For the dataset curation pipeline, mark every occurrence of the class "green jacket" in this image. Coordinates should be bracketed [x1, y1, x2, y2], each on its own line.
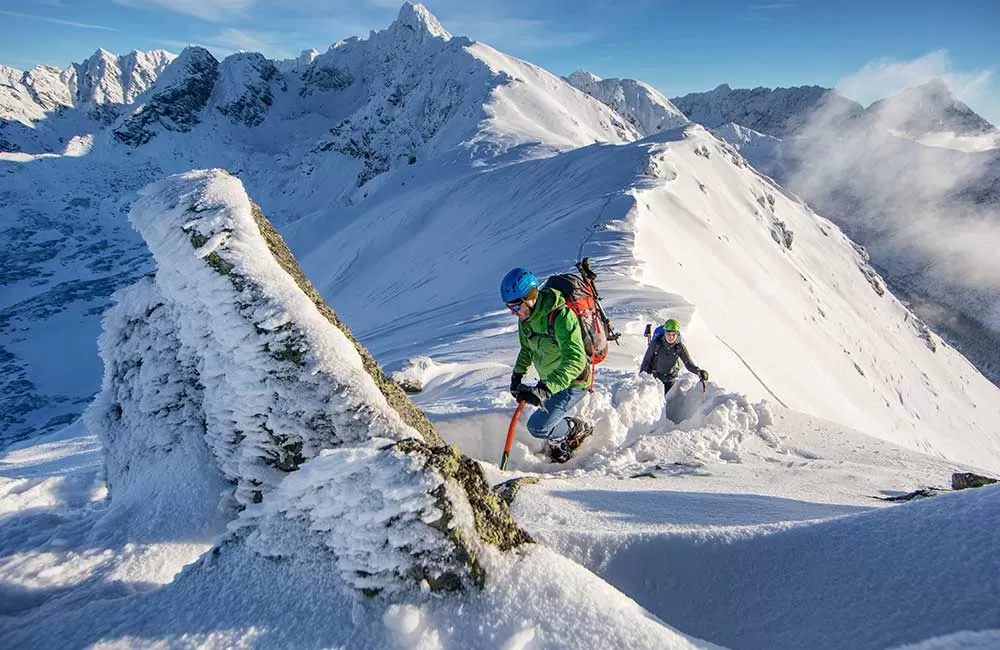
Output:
[513, 287, 589, 393]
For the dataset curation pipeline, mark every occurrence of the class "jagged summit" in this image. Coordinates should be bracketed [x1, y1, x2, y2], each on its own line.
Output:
[671, 84, 866, 138]
[567, 69, 601, 87]
[391, 2, 451, 41]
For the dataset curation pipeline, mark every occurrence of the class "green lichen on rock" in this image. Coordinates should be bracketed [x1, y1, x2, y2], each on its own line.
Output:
[248, 202, 446, 447]
[394, 439, 533, 591]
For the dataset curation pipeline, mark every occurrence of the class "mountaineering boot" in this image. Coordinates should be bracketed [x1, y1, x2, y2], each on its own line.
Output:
[546, 437, 573, 464]
[564, 417, 594, 449]
[547, 417, 594, 463]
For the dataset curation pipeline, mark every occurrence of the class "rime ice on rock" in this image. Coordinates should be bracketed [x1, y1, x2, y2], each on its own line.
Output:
[91, 169, 530, 595]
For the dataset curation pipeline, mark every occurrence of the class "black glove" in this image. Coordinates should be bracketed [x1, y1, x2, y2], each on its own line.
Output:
[698, 369, 709, 382]
[509, 372, 524, 398]
[515, 382, 551, 407]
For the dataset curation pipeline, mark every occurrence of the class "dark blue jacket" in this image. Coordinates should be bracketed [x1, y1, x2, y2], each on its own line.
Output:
[640, 328, 702, 380]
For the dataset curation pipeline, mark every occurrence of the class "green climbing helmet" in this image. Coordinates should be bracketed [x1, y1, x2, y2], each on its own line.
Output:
[663, 319, 681, 332]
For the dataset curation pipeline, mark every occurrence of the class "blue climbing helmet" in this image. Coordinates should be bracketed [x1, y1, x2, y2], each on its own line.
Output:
[500, 267, 539, 303]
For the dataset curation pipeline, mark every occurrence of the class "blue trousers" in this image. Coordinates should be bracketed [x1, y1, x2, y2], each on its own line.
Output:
[526, 386, 588, 440]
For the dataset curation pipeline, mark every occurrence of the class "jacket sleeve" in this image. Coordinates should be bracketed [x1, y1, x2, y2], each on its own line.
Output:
[543, 307, 588, 393]
[678, 342, 702, 374]
[513, 324, 532, 376]
[640, 339, 657, 373]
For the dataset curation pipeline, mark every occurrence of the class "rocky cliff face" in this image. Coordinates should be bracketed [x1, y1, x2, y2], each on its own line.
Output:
[113, 47, 220, 146]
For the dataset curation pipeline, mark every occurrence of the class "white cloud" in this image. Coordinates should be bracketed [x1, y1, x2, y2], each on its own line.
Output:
[113, 0, 256, 23]
[0, 9, 118, 30]
[836, 50, 994, 110]
[787, 53, 1000, 307]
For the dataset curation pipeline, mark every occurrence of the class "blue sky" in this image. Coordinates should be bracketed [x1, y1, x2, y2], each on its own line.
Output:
[1, 0, 998, 123]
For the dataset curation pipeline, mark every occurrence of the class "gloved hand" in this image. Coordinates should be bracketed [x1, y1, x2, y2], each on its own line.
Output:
[515, 381, 551, 407]
[509, 372, 524, 398]
[698, 369, 709, 382]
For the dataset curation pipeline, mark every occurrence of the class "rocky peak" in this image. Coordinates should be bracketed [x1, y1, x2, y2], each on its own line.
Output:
[113, 46, 219, 146]
[388, 2, 451, 42]
[215, 52, 284, 127]
[72, 48, 125, 106]
[0, 64, 23, 86]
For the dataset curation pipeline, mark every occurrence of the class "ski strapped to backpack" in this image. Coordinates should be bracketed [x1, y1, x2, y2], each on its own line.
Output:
[540, 258, 621, 391]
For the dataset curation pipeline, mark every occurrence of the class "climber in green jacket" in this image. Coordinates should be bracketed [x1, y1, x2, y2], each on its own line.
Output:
[501, 267, 594, 463]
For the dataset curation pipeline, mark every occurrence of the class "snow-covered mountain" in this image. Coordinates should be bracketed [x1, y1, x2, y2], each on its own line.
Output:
[564, 69, 690, 136]
[0, 2, 640, 446]
[0, 48, 174, 152]
[670, 81, 1000, 386]
[2, 4, 1000, 647]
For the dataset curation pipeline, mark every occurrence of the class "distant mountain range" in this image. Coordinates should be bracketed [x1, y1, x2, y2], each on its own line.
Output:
[659, 79, 1000, 385]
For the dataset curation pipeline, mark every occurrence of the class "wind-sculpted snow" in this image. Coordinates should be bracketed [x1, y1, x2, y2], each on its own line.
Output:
[239, 438, 489, 595]
[96, 169, 529, 594]
[85, 278, 231, 534]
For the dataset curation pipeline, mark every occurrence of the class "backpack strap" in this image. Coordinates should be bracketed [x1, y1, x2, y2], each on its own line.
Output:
[548, 307, 592, 385]
[546, 310, 558, 341]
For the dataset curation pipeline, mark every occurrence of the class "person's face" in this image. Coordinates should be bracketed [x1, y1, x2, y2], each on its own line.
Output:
[506, 296, 535, 322]
[665, 330, 679, 343]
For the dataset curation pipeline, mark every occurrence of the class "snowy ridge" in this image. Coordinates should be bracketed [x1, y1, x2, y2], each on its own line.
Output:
[292, 122, 1000, 471]
[674, 82, 1000, 385]
[565, 69, 690, 136]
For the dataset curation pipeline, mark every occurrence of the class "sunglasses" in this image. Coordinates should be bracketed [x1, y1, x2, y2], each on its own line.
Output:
[506, 299, 525, 313]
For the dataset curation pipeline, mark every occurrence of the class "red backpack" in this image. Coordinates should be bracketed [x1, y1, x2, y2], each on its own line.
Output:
[543, 274, 609, 364]
[541, 259, 620, 372]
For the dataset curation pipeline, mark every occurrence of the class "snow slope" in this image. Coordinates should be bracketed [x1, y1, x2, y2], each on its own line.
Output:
[0, 2, 639, 446]
[671, 82, 1000, 386]
[1, 4, 999, 648]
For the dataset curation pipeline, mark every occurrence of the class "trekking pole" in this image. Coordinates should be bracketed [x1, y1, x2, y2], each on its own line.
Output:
[643, 323, 652, 344]
[701, 378, 707, 393]
[500, 401, 526, 470]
